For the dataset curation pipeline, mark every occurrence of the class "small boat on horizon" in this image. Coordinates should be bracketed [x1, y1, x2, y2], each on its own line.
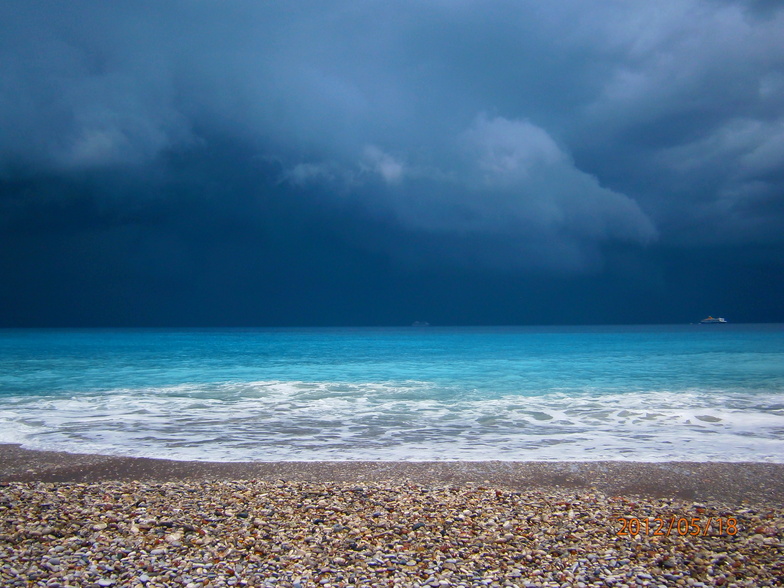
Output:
[699, 316, 727, 324]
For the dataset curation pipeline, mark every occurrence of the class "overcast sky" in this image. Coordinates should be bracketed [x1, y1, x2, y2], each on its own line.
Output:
[1, 0, 783, 326]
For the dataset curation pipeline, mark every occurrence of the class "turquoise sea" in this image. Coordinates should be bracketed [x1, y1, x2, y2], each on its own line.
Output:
[1, 325, 783, 462]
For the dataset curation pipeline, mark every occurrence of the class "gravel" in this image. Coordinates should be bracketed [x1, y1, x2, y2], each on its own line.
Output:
[1, 479, 782, 587]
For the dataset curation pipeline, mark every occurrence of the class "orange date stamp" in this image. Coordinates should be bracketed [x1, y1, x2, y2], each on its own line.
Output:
[616, 516, 738, 537]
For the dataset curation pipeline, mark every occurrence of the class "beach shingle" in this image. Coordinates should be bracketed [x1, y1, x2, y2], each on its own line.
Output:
[1, 480, 782, 587]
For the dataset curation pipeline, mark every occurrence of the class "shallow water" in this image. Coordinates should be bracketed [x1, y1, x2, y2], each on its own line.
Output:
[1, 325, 782, 461]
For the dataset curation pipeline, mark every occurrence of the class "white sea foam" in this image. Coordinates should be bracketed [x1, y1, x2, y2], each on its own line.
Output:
[1, 380, 783, 462]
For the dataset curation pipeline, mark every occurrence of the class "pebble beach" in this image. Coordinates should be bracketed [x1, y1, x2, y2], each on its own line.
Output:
[1, 447, 783, 587]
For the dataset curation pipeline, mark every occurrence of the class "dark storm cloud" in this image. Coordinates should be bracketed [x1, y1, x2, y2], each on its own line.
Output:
[1, 0, 783, 325]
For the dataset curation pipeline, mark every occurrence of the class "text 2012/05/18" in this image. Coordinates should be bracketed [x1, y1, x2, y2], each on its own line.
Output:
[616, 516, 738, 537]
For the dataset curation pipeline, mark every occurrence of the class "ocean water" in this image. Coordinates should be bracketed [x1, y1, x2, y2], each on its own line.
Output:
[1, 325, 783, 462]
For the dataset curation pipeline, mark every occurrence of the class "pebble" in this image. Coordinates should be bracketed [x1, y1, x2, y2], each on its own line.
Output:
[0, 480, 782, 586]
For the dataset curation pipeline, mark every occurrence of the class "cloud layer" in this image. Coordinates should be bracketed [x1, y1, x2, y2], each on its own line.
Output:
[1, 0, 783, 324]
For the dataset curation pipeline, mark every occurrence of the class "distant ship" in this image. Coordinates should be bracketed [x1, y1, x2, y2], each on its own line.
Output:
[411, 321, 431, 327]
[699, 316, 727, 324]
